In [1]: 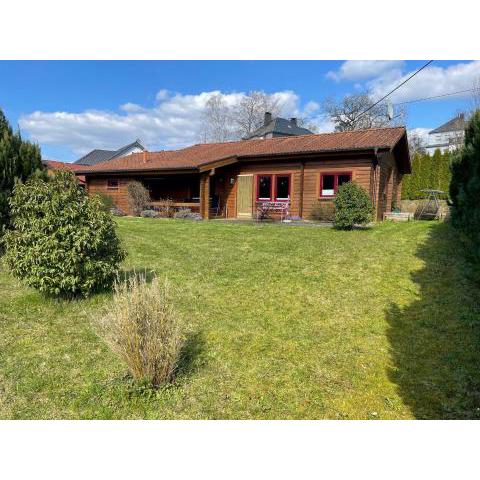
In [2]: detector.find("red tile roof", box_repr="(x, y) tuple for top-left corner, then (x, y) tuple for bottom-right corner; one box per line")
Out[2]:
(76, 127), (408, 174)
(45, 160), (85, 171)
(44, 160), (86, 184)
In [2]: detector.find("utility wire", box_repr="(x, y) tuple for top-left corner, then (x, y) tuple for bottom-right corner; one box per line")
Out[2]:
(356, 60), (434, 120)
(395, 88), (474, 105)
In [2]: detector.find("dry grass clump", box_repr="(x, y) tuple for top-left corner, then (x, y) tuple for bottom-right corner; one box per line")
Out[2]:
(95, 274), (185, 386)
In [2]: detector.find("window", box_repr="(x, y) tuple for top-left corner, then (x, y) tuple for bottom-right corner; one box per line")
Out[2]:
(107, 179), (119, 190)
(256, 174), (291, 201)
(257, 175), (272, 200)
(321, 174), (335, 196)
(320, 172), (351, 197)
(275, 175), (290, 201)
(338, 174), (351, 188)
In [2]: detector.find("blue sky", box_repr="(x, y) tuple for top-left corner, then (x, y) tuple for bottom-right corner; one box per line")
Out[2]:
(0, 60), (477, 162)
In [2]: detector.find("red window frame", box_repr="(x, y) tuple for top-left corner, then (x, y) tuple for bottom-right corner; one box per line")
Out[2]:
(256, 174), (291, 202)
(107, 179), (119, 190)
(274, 174), (291, 202)
(319, 172), (352, 198)
(256, 174), (273, 201)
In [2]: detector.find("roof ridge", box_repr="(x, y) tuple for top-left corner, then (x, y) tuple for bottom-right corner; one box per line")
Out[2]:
(189, 125), (406, 148)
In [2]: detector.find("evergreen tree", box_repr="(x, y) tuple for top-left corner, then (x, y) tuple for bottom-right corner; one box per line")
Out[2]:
(402, 149), (453, 200)
(0, 108), (44, 232)
(438, 150), (452, 194)
(450, 110), (480, 278)
(431, 149), (442, 189)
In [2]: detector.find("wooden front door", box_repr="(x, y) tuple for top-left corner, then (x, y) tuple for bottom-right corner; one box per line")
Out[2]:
(236, 174), (253, 218)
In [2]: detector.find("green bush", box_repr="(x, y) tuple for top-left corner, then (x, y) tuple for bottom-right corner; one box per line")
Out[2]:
(450, 110), (480, 279)
(333, 182), (373, 230)
(3, 171), (126, 297)
(0, 108), (45, 233)
(95, 192), (115, 212)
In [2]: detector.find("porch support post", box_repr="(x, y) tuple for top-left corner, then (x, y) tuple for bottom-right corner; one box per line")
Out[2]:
(200, 172), (210, 220)
(298, 161), (305, 219)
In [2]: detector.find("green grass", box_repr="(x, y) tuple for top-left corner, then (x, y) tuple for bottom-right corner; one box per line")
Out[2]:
(1, 218), (480, 419)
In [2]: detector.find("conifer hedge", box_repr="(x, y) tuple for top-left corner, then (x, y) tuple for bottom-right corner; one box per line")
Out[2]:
(402, 150), (452, 200)
(449, 110), (480, 280)
(0, 108), (45, 233)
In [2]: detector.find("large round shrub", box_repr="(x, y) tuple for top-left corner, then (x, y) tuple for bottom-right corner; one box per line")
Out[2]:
(3, 171), (126, 297)
(333, 181), (373, 230)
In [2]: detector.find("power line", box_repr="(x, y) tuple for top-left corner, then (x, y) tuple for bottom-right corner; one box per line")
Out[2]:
(356, 60), (434, 120)
(395, 88), (474, 105)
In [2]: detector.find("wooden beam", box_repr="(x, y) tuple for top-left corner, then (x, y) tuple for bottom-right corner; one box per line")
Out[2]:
(199, 172), (210, 220)
(298, 161), (305, 219)
(198, 156), (238, 172)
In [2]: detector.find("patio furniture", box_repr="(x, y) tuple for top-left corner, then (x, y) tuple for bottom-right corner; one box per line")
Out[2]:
(416, 189), (445, 220)
(255, 201), (290, 221)
(148, 201), (200, 212)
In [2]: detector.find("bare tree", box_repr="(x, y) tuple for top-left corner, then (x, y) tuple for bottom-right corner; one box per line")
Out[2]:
(297, 117), (319, 133)
(323, 93), (406, 132)
(232, 91), (282, 138)
(201, 90), (318, 143)
(201, 94), (234, 143)
(470, 77), (480, 112)
(407, 132), (426, 156)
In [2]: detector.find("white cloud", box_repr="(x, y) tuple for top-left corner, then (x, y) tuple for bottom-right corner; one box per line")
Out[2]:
(408, 127), (431, 144)
(368, 61), (480, 103)
(310, 116), (335, 133)
(21, 89), (323, 156)
(327, 61), (404, 82)
(155, 89), (170, 101)
(327, 60), (480, 108)
(119, 102), (145, 113)
(303, 100), (320, 115)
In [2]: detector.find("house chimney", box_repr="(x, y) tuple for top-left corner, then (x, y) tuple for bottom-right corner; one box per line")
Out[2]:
(290, 117), (297, 126)
(264, 112), (272, 126)
(143, 150), (148, 164)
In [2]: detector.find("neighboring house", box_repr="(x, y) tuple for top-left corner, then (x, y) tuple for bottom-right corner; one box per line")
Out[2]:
(425, 114), (466, 155)
(43, 160), (86, 186)
(74, 139), (145, 166)
(76, 127), (410, 221)
(245, 112), (313, 139)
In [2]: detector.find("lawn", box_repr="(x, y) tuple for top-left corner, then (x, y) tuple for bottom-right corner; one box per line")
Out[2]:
(1, 218), (479, 419)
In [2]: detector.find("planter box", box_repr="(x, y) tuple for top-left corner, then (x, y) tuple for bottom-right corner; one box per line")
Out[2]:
(383, 212), (414, 222)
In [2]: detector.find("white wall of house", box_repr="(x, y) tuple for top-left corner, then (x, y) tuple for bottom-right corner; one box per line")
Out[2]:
(425, 130), (464, 155)
(121, 146), (144, 157)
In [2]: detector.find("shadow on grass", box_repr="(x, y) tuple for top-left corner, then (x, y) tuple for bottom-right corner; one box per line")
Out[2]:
(386, 222), (480, 419)
(175, 330), (206, 381)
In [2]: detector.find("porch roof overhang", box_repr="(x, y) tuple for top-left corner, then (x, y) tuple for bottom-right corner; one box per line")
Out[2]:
(76, 148), (391, 177)
(75, 166), (199, 176)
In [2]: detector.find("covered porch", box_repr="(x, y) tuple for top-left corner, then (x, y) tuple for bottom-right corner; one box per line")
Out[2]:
(139, 168), (233, 219)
